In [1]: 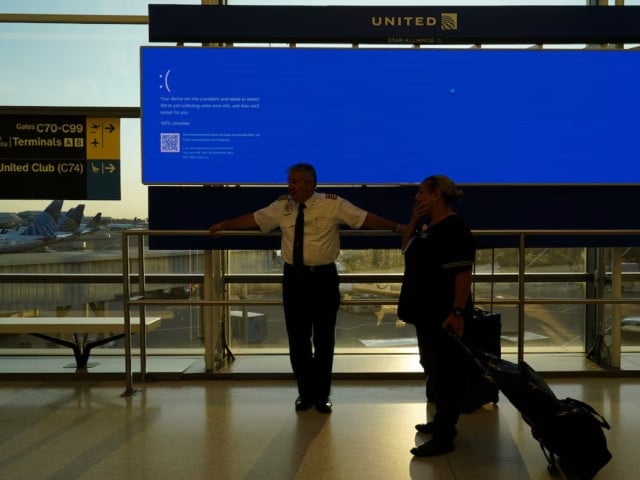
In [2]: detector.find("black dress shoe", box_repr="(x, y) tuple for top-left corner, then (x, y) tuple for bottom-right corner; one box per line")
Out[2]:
(315, 397), (332, 413)
(410, 437), (455, 457)
(415, 423), (458, 438)
(295, 395), (313, 411)
(415, 422), (437, 434)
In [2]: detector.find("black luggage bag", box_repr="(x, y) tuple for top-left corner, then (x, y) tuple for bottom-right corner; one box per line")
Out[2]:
(459, 308), (501, 411)
(468, 347), (612, 479)
(427, 308), (501, 412)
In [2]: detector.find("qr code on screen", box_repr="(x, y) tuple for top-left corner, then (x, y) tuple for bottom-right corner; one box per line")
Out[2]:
(160, 133), (180, 153)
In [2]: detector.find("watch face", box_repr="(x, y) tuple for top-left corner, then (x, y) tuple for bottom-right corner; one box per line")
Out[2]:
(453, 308), (464, 316)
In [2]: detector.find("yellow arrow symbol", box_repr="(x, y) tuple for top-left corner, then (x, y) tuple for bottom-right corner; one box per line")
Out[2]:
(106, 163), (116, 174)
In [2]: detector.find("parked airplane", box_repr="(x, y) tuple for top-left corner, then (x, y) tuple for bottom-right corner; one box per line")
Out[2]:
(0, 200), (63, 253)
(0, 212), (26, 229)
(106, 217), (145, 231)
(80, 212), (103, 232)
(0, 200), (101, 254)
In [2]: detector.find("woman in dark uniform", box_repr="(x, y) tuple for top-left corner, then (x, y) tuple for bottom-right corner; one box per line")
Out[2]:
(398, 175), (476, 457)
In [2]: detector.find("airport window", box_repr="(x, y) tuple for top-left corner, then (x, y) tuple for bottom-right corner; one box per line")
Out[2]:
(1, 0), (640, 374)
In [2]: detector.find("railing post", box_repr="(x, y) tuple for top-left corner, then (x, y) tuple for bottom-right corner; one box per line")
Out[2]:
(203, 250), (224, 371)
(137, 234), (147, 380)
(121, 231), (135, 396)
(203, 250), (215, 371)
(611, 248), (622, 368)
(518, 232), (526, 363)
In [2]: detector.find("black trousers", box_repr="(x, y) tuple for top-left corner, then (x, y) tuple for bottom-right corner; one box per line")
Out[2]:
(414, 322), (463, 440)
(282, 263), (340, 401)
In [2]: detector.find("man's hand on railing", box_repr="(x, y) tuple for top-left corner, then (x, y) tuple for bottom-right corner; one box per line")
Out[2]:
(209, 222), (225, 238)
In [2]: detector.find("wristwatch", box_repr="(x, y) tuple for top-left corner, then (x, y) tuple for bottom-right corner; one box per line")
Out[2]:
(452, 307), (464, 317)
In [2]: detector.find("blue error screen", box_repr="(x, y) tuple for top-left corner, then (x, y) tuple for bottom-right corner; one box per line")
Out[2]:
(140, 47), (640, 185)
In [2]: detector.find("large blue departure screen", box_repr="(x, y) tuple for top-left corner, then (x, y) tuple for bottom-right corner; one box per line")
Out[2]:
(140, 47), (640, 185)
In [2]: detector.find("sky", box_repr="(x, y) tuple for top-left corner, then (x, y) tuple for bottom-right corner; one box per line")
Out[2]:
(0, 0), (635, 219)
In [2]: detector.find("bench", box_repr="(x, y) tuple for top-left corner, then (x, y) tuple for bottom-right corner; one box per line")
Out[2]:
(0, 316), (162, 369)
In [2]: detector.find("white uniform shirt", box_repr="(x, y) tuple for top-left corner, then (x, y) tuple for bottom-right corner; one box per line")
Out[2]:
(253, 191), (367, 265)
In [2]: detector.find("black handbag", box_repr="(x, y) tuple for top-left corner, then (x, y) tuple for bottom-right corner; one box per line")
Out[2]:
(531, 397), (612, 479)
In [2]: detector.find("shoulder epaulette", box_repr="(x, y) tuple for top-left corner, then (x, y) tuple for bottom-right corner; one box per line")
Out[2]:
(325, 193), (338, 200)
(277, 194), (289, 201)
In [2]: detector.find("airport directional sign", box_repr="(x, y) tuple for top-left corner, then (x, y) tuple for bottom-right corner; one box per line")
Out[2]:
(0, 114), (121, 200)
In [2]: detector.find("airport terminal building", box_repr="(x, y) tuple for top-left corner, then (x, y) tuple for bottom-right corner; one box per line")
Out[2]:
(0, 2), (639, 479)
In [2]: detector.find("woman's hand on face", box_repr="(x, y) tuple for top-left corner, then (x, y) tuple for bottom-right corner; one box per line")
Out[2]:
(412, 197), (429, 220)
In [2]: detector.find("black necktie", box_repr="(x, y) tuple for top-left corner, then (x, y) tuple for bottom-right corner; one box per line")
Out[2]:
(293, 203), (305, 266)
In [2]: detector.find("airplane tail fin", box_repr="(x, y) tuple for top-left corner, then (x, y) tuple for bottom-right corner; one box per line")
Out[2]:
(43, 199), (64, 222)
(86, 212), (102, 230)
(57, 204), (85, 233)
(21, 200), (62, 237)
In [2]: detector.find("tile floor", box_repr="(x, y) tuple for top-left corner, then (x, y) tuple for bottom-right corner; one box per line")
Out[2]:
(0, 373), (635, 480)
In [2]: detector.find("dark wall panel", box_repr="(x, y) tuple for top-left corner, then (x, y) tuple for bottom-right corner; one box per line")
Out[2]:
(149, 185), (640, 250)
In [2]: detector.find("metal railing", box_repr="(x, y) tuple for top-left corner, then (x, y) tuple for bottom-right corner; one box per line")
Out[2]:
(117, 228), (640, 395)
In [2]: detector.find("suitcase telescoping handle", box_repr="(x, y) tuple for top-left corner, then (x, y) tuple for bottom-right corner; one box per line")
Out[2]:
(452, 334), (497, 386)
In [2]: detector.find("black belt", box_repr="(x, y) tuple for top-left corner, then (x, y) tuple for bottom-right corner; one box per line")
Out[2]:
(285, 263), (336, 273)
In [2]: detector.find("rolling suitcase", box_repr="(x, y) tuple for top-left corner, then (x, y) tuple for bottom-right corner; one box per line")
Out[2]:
(463, 344), (612, 479)
(455, 252), (502, 412)
(460, 307), (501, 411)
(426, 307), (501, 412)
